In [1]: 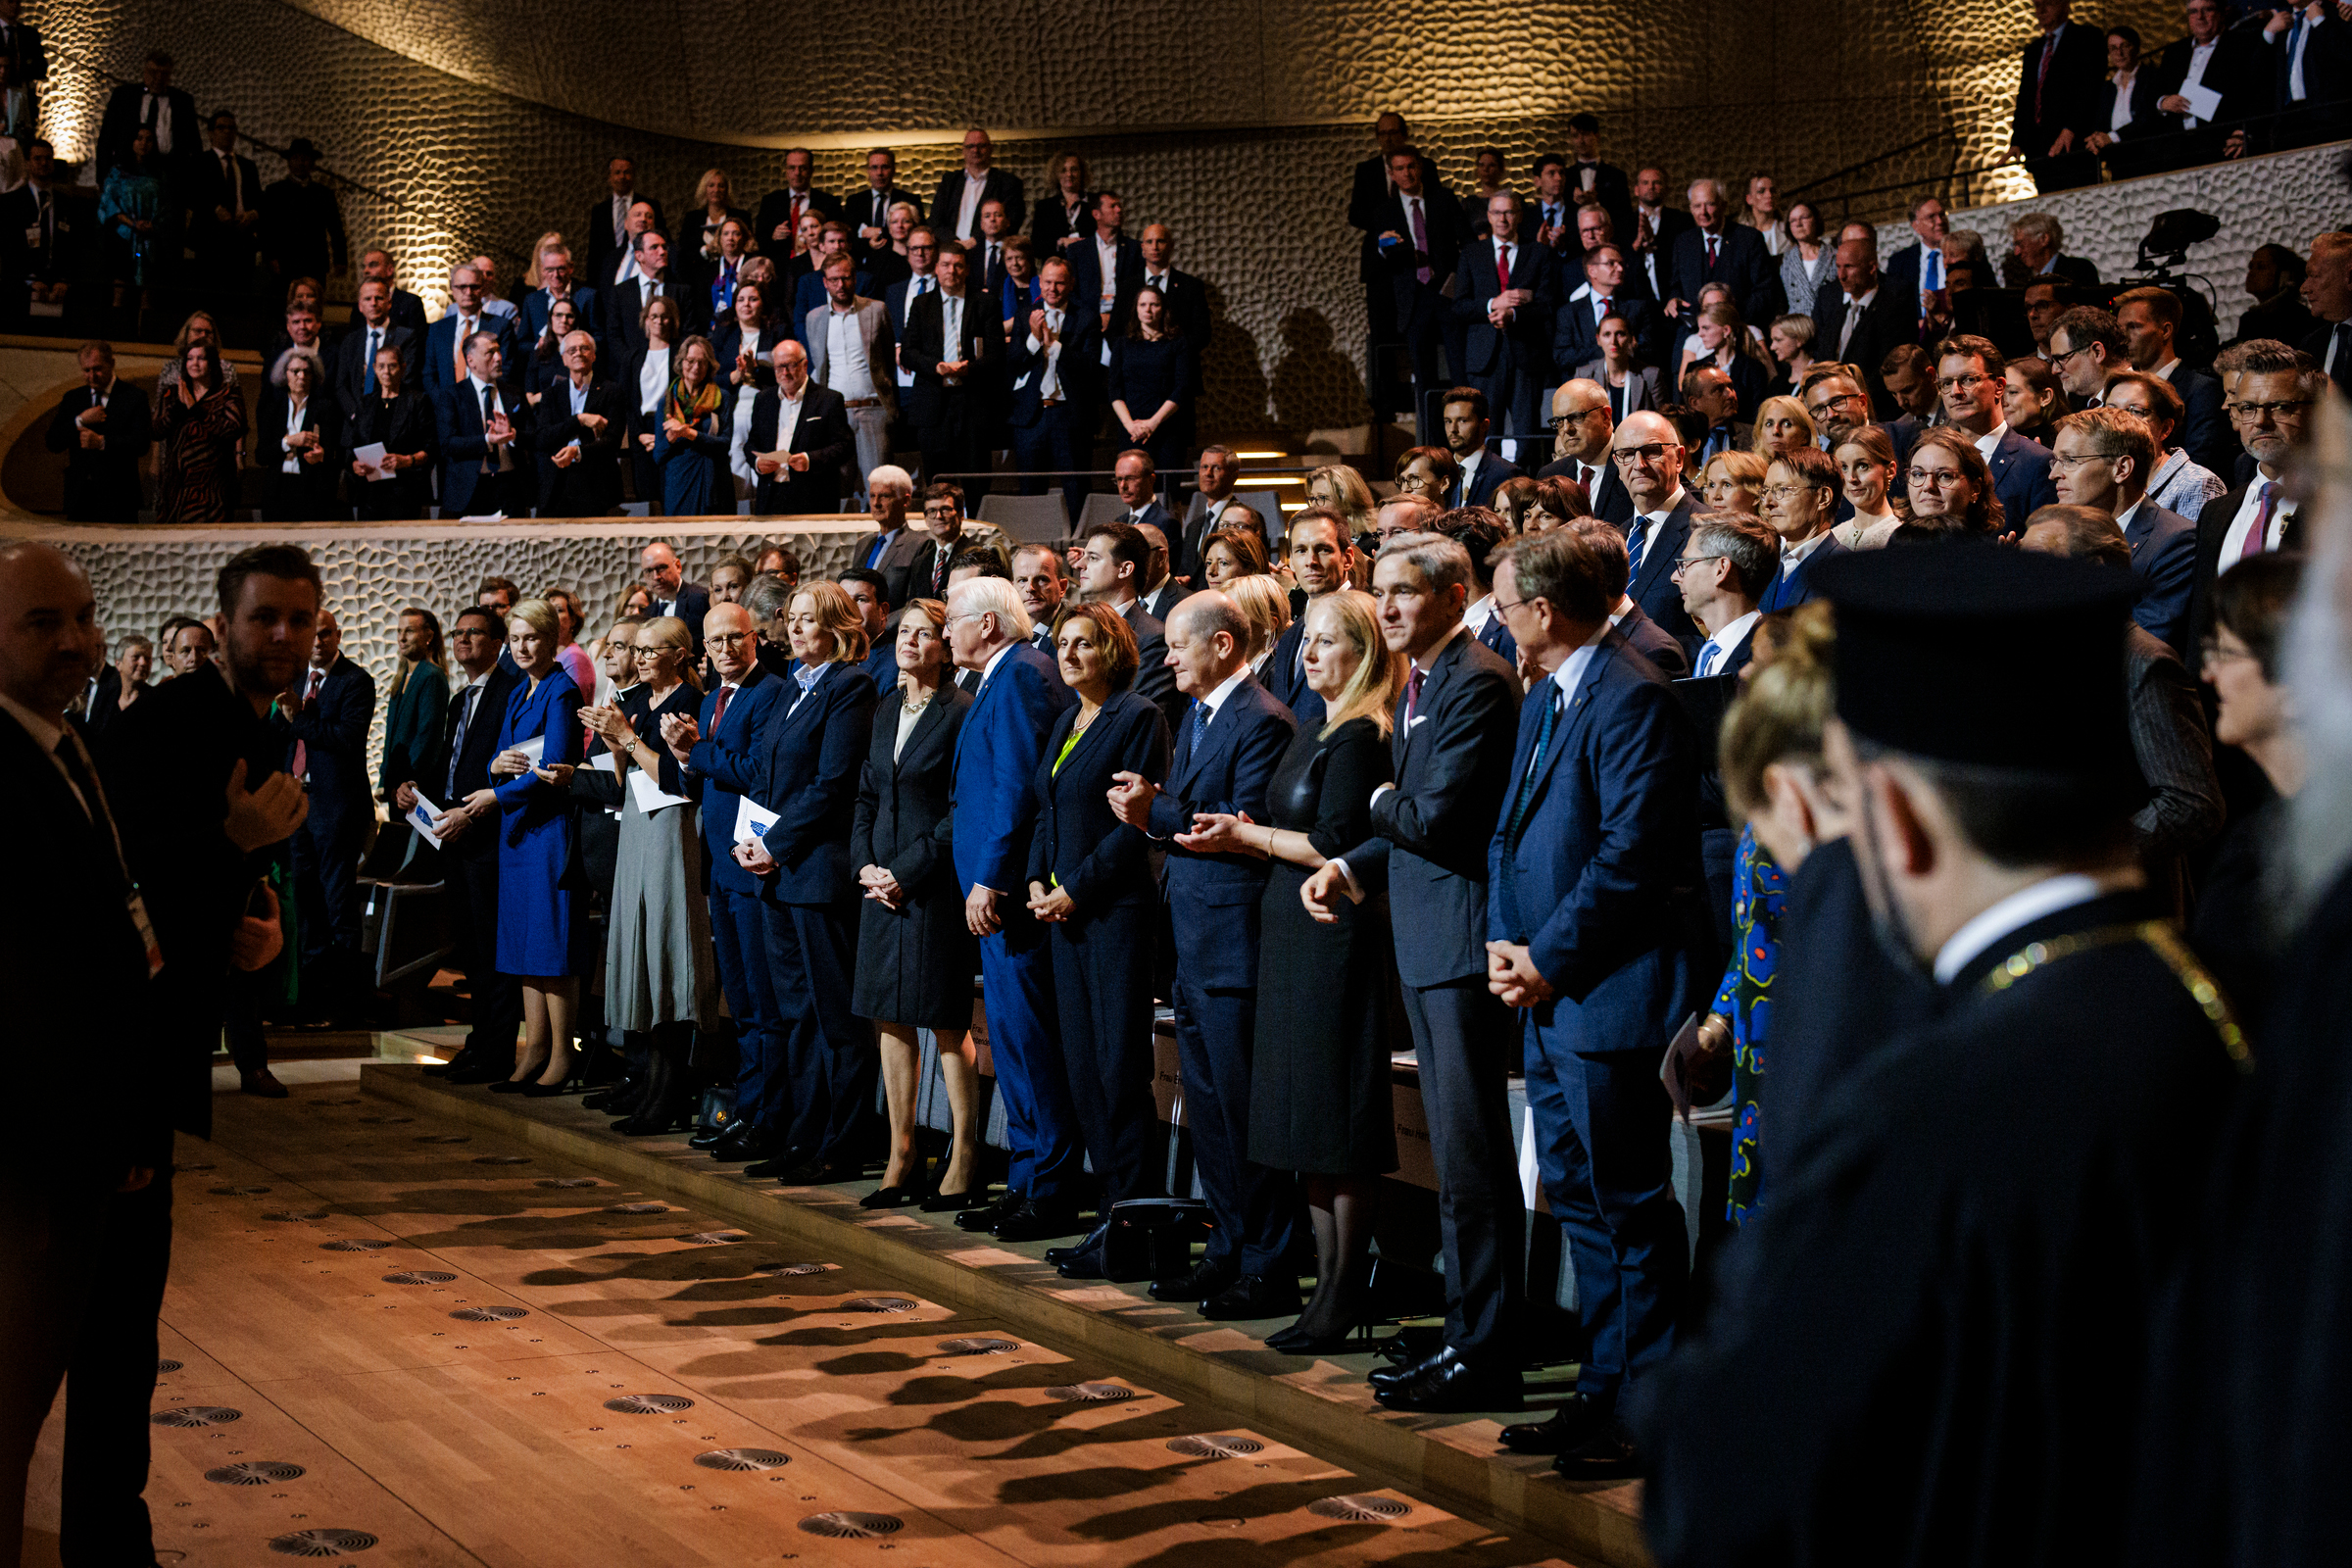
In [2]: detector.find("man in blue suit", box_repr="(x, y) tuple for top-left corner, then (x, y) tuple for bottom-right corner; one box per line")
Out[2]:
(1442, 386), (1523, 509)
(2050, 407), (2197, 657)
(1882, 195), (1950, 331)
(1109, 592), (1298, 1316)
(1756, 446), (1847, 613)
(939, 577), (1082, 1238)
(666, 604), (792, 1161)
(435, 332), (533, 517)
(1613, 410), (1703, 656)
(1451, 191), (1561, 459)
(275, 607), (376, 1024)
(1484, 526), (1705, 1477)
(1305, 533), (1526, 1413)
(1671, 514), (1772, 679)
(516, 239), (602, 354)
(421, 262), (517, 416)
(1935, 335), (2057, 536)
(2114, 285), (2231, 478)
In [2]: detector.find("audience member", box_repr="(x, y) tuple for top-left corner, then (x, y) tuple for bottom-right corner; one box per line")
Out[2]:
(46, 342), (150, 523)
(2102, 368), (2227, 520)
(2047, 406), (2197, 655)
(153, 340), (245, 523)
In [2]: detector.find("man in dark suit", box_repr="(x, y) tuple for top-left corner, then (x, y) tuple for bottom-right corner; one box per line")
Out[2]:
(1684, 366), (1752, 468)
(1936, 334), (2059, 534)
(930, 127), (1027, 246)
(1757, 447), (1848, 613)
(2303, 231), (2352, 400)
(2190, 339), (2313, 661)
(422, 262), (519, 416)
(191, 110), (264, 303)
(942, 577), (1080, 1236)
(1627, 167), (1694, 302)
(1452, 191), (1561, 458)
(875, 226), (933, 401)
(1077, 517), (1183, 734)
(1882, 194), (1950, 333)
(1614, 410), (1704, 656)
(1814, 238), (1913, 416)
(639, 540), (711, 634)
(1485, 526), (1707, 1473)
(2145, 0), (2274, 169)
(436, 331), (534, 517)
(1537, 378), (1636, 525)
(393, 605), (522, 1082)
(1303, 531), (1525, 1412)
(257, 137), (348, 290)
(96, 49), (197, 179)
(516, 239), (602, 356)
(1379, 146), (1471, 444)
(1348, 112), (1424, 419)
(753, 146), (842, 257)
(1068, 189), (1145, 338)
(2, 138), (77, 329)
(1006, 257), (1102, 523)
(275, 608), (377, 1022)
(95, 545), (317, 1566)
(44, 342), (150, 522)
(2050, 406), (2197, 657)
(1112, 592), (1298, 1315)
(901, 244), (1003, 486)
(1564, 113), (1636, 250)
(327, 278), (420, 416)
(2114, 285), (2231, 475)
(583, 157), (662, 289)
(1441, 385), (1522, 508)
(844, 147), (922, 261)
(605, 229), (703, 357)
(1177, 444), (1251, 582)
(1666, 178), (1778, 328)
(2002, 211), (2103, 294)
(1129, 223), (1211, 348)
(1263, 508), (1360, 726)
(1672, 511), (1772, 681)
(1554, 244), (1661, 377)
(535, 330), (629, 516)
(0, 542), (167, 1568)
(747, 340), (854, 516)
(356, 249), (429, 337)
(2010, 0), (2108, 191)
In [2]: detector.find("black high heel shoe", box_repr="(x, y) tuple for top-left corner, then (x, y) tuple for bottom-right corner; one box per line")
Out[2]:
(859, 1154), (935, 1210)
(520, 1047), (580, 1098)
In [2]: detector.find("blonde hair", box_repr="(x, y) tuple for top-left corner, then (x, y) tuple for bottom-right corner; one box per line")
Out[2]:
(634, 613), (704, 690)
(794, 580), (869, 663)
(1305, 464), (1378, 534)
(1720, 601), (1835, 820)
(1224, 572), (1294, 662)
(522, 230), (566, 289)
(1701, 448), (1770, 506)
(1310, 590), (1402, 740)
(508, 597), (561, 639)
(1749, 396), (1817, 457)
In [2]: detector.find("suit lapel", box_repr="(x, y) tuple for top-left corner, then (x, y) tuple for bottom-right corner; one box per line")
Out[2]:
(893, 689), (954, 779)
(1628, 504), (1684, 606)
(1517, 642), (1613, 828)
(1174, 685), (1244, 795)
(1398, 633), (1464, 767)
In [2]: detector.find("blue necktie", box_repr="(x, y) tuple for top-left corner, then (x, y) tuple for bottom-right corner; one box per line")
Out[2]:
(1506, 685), (1562, 841)
(1697, 639), (1721, 677)
(1188, 699), (1207, 760)
(1625, 514), (1652, 575)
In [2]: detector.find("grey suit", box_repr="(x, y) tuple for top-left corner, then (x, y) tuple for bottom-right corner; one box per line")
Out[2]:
(1575, 359), (1663, 420)
(805, 295), (897, 481)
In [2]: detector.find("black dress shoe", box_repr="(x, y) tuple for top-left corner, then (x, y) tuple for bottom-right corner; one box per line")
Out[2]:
(580, 1074), (638, 1110)
(1496, 1392), (1614, 1453)
(1375, 1324), (1445, 1366)
(762, 1156), (862, 1186)
(922, 1187), (992, 1213)
(1149, 1257), (1237, 1303)
(1200, 1273), (1300, 1321)
(688, 1119), (734, 1150)
(955, 1191), (1020, 1231)
(1369, 1345), (1451, 1393)
(710, 1122), (781, 1161)
(991, 1199), (1087, 1243)
(1374, 1352), (1523, 1413)
(486, 1077), (532, 1095)
(1044, 1221), (1111, 1266)
(1551, 1422), (1642, 1480)
(519, 1079), (570, 1098)
(447, 1057), (516, 1086)
(1265, 1323), (1358, 1356)
(238, 1067), (290, 1099)
(859, 1184), (923, 1209)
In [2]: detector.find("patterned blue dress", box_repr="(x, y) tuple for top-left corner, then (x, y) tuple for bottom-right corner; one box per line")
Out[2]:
(1714, 825), (1787, 1224)
(493, 664), (584, 977)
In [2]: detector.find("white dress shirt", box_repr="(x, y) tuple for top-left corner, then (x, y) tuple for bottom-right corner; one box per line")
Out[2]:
(1779, 528), (1833, 576)
(955, 173), (987, 241)
(1023, 308), (1067, 401)
(280, 395), (310, 472)
(1971, 420), (2012, 462)
(2216, 469), (2297, 561)
(637, 344), (670, 415)
(466, 374), (515, 471)
(825, 307), (878, 400)
(1933, 873), (2104, 984)
(1695, 610), (1760, 676)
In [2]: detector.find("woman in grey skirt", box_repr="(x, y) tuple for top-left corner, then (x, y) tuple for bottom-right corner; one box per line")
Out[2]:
(578, 614), (716, 1133)
(850, 599), (981, 1209)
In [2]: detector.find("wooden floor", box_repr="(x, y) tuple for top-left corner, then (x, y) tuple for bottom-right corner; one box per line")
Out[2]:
(23, 1074), (1588, 1567)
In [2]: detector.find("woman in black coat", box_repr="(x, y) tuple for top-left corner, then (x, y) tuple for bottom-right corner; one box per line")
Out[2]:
(1106, 284), (1199, 486)
(851, 598), (979, 1207)
(258, 345), (344, 520)
(343, 340), (437, 519)
(1030, 152), (1094, 263)
(1024, 602), (1169, 1254)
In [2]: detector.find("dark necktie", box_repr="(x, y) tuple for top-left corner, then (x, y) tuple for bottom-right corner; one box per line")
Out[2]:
(2034, 29), (2056, 122)
(1496, 243), (1512, 292)
(1626, 514), (1653, 574)
(1706, 233), (1720, 269)
(1506, 684), (1563, 841)
(1188, 698), (1207, 758)
(1403, 664), (1426, 726)
(931, 542), (950, 596)
(480, 384), (498, 472)
(2239, 481), (2279, 563)
(364, 328), (381, 393)
(447, 684), (478, 797)
(710, 683), (735, 735)
(2332, 323), (2352, 394)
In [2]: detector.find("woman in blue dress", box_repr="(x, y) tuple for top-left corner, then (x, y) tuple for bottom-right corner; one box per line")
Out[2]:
(458, 597), (586, 1094)
(654, 335), (732, 516)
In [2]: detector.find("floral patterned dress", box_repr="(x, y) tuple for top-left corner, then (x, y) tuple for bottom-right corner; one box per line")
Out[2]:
(1714, 825), (1788, 1225)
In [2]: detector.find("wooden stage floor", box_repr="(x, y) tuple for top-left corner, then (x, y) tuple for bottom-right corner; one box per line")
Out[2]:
(23, 1068), (1614, 1567)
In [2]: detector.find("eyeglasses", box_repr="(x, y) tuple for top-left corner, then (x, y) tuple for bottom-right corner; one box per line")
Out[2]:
(1612, 442), (1674, 466)
(1805, 393), (1865, 418)
(2198, 638), (2257, 668)
(2046, 342), (2093, 368)
(2227, 399), (2313, 420)
(1934, 372), (1993, 393)
(2045, 450), (2109, 470)
(1907, 466), (1965, 487)
(1759, 483), (1824, 501)
(1670, 554), (1726, 577)
(1491, 595), (1532, 615)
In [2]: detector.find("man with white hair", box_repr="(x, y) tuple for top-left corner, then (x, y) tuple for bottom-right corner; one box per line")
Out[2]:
(1666, 176), (1775, 326)
(854, 464), (923, 583)
(941, 576), (1083, 1241)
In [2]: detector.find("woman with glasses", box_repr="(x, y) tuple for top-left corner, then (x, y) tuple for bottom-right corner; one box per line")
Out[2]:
(521, 297), (585, 402)
(1393, 445), (1460, 508)
(1901, 428), (2006, 538)
(1778, 201), (1834, 317)
(2101, 369), (2226, 520)
(1830, 427), (1905, 550)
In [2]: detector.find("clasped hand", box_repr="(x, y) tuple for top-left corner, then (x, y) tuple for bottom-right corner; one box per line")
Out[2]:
(659, 711), (699, 764)
(858, 862), (905, 909)
(1025, 879), (1076, 923)
(1486, 940), (1556, 1006)
(1172, 809), (1266, 858)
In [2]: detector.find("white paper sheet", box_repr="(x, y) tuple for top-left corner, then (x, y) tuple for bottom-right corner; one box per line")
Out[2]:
(588, 752), (617, 774)
(406, 791), (447, 849)
(510, 734), (545, 764)
(628, 768), (691, 813)
(734, 798), (779, 847)
(2180, 82), (2223, 124)
(352, 441), (392, 482)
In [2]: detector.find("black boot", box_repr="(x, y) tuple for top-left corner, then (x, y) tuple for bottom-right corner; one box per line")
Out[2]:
(611, 1052), (684, 1136)
(582, 1072), (640, 1112)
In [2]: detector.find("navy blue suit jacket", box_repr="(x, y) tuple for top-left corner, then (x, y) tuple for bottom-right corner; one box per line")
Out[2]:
(2164, 363), (2232, 482)
(1262, 616), (1325, 729)
(1758, 534), (1847, 613)
(1538, 455), (1636, 525)
(946, 643), (1075, 896)
(1025, 689), (1168, 911)
(683, 663), (788, 898)
(751, 662), (877, 905)
(1067, 232), (1145, 329)
(434, 377), (530, 515)
(1488, 632), (1707, 1052)
(1453, 453), (1524, 511)
(2125, 499), (2197, 659)
(518, 286), (604, 349)
(422, 313), (517, 412)
(1554, 290), (1664, 375)
(1618, 604), (1692, 677)
(1451, 238), (1563, 385)
(1146, 675), (1297, 989)
(1623, 495), (1702, 654)
(1667, 223), (1779, 326)
(1984, 426), (2059, 538)
(277, 656), (377, 844)
(1476, 608), (1517, 667)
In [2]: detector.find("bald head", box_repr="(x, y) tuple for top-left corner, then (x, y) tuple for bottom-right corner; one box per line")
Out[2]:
(1611, 410), (1687, 507)
(1834, 237), (1879, 296)
(704, 602), (757, 681)
(0, 541), (103, 712)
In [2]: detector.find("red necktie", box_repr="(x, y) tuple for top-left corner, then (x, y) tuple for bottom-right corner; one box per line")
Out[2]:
(1404, 665), (1426, 725)
(711, 683), (735, 734)
(2239, 482), (2279, 563)
(1596, 295), (1612, 318)
(2034, 31), (2055, 123)
(1496, 244), (1511, 292)
(1706, 234), (1720, 269)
